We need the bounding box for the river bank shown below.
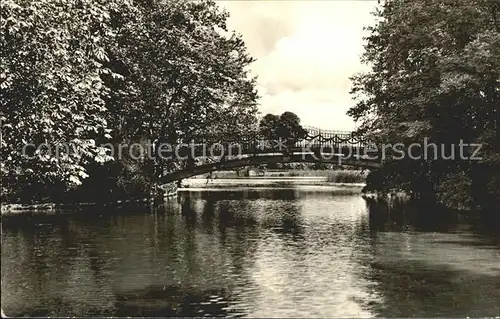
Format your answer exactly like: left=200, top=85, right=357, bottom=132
left=1, top=197, right=154, bottom=217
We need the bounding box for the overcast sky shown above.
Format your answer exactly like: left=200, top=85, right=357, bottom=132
left=218, top=0, right=379, bottom=131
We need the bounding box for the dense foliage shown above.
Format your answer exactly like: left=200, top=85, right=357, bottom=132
left=259, top=112, right=307, bottom=149
left=1, top=0, right=258, bottom=203
left=349, top=0, right=500, bottom=211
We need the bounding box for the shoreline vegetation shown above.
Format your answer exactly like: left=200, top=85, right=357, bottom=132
left=346, top=0, right=500, bottom=214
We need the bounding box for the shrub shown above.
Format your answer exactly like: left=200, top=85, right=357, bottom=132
left=326, top=170, right=367, bottom=183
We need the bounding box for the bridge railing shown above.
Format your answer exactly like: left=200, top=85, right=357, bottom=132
left=164, top=128, right=370, bottom=158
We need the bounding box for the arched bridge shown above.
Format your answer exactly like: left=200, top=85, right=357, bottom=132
left=158, top=126, right=380, bottom=184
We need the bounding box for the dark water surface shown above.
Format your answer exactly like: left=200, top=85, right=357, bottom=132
left=2, top=186, right=500, bottom=317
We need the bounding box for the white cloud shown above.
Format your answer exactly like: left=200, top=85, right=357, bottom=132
left=219, top=0, right=379, bottom=131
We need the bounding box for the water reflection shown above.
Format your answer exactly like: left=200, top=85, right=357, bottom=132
left=2, top=188, right=499, bottom=317
left=363, top=197, right=500, bottom=317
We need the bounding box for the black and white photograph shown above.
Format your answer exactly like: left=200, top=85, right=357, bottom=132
left=1, top=0, right=499, bottom=317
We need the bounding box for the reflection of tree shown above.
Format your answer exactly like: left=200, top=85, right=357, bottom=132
left=364, top=197, right=461, bottom=233
left=364, top=247, right=500, bottom=317
left=177, top=194, right=262, bottom=314
left=2, top=216, right=125, bottom=316
left=180, top=196, right=197, bottom=228
left=3, top=205, right=259, bottom=316
left=361, top=197, right=500, bottom=317
left=166, top=195, right=263, bottom=300
left=201, top=198, right=216, bottom=233
left=192, top=188, right=299, bottom=201
left=217, top=200, right=234, bottom=234
left=270, top=202, right=305, bottom=241
left=213, top=201, right=261, bottom=300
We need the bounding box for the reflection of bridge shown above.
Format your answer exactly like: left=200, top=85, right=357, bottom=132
left=159, top=126, right=380, bottom=184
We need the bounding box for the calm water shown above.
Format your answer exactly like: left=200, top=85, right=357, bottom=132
left=2, top=186, right=500, bottom=317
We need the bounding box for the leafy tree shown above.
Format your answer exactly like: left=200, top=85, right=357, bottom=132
left=0, top=0, right=131, bottom=202
left=259, top=114, right=281, bottom=140
left=1, top=0, right=259, bottom=203
left=104, top=0, right=258, bottom=142
left=259, top=112, right=307, bottom=150
left=278, top=112, right=307, bottom=141
left=349, top=0, right=500, bottom=211
left=101, top=0, right=259, bottom=195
